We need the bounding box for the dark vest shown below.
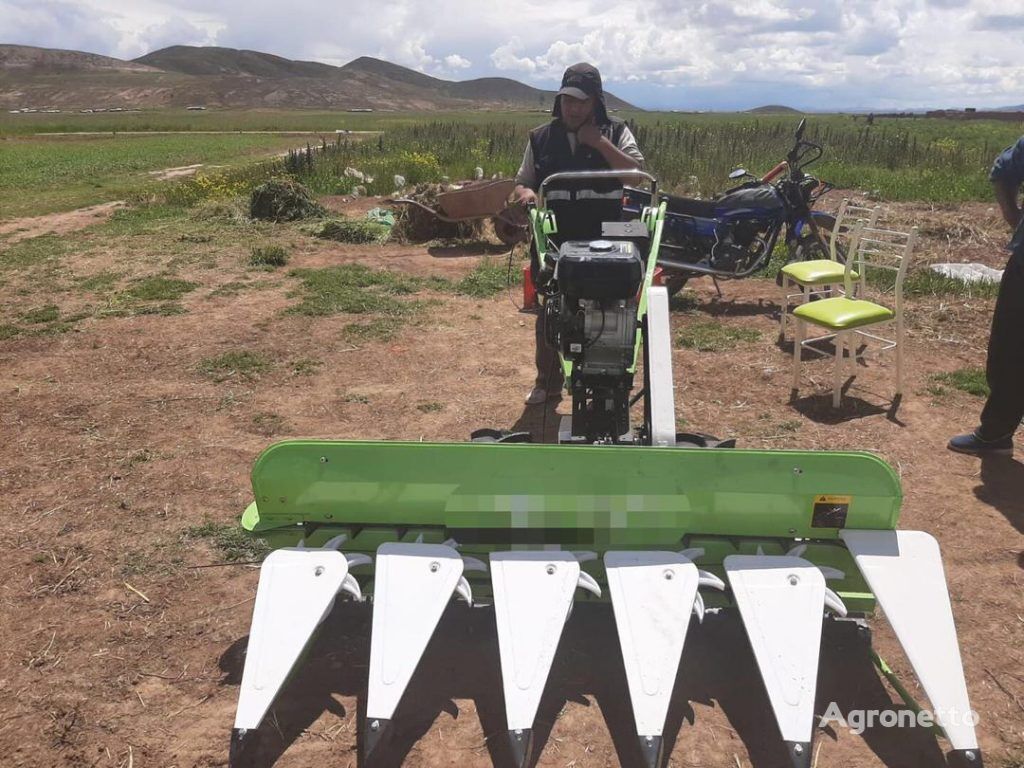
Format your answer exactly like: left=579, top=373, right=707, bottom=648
left=529, top=117, right=627, bottom=191
left=529, top=118, right=627, bottom=242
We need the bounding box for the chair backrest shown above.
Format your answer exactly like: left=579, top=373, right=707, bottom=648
left=831, top=199, right=882, bottom=261
left=843, top=223, right=919, bottom=313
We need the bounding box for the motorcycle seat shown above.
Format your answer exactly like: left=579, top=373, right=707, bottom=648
left=663, top=194, right=717, bottom=219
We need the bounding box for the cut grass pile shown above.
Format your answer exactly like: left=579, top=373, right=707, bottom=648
left=249, top=179, right=324, bottom=222
left=311, top=217, right=391, bottom=244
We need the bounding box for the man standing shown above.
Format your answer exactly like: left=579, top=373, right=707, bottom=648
left=948, top=136, right=1024, bottom=456
left=515, top=63, right=645, bottom=405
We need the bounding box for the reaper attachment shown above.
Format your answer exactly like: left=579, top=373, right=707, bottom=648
left=229, top=441, right=983, bottom=767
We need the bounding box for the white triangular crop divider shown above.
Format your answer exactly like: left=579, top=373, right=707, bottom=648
left=490, top=551, right=591, bottom=732
left=724, top=554, right=827, bottom=750
left=234, top=545, right=356, bottom=732
left=604, top=550, right=704, bottom=742
left=840, top=530, right=980, bottom=752
left=366, top=542, right=467, bottom=722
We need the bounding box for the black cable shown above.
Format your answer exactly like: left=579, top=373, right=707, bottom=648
left=505, top=241, right=522, bottom=311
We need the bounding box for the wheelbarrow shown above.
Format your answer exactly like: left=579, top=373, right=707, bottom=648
left=391, top=178, right=529, bottom=246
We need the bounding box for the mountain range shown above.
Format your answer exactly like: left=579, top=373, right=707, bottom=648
left=0, top=44, right=636, bottom=111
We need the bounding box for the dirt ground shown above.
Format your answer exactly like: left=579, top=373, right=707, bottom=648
left=0, top=192, right=1021, bottom=768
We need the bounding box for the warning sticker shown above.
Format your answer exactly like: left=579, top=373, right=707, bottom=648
left=812, top=495, right=851, bottom=528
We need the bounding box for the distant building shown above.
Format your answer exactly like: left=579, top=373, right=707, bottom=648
left=186, top=105, right=206, bottom=111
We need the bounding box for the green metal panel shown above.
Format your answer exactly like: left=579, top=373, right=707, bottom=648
left=245, top=440, right=899, bottom=538
left=241, top=440, right=898, bottom=613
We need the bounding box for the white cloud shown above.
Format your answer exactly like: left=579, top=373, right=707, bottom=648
left=2, top=0, right=1023, bottom=109
left=443, top=53, right=470, bottom=69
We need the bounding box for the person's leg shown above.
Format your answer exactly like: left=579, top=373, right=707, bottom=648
left=949, top=248, right=1024, bottom=454
left=526, top=307, right=564, bottom=404
left=978, top=250, right=1024, bottom=440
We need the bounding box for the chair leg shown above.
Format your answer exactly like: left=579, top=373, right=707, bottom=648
left=792, top=317, right=804, bottom=394
left=779, top=277, right=788, bottom=340
left=896, top=319, right=904, bottom=397
left=832, top=331, right=844, bottom=408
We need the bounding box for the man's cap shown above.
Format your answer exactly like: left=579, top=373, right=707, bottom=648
left=557, top=63, right=602, bottom=101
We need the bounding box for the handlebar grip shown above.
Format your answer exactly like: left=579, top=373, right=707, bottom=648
left=761, top=161, right=789, bottom=183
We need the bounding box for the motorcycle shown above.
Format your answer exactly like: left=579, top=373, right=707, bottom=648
left=623, top=118, right=836, bottom=295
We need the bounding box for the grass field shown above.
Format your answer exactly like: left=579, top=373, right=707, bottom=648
left=4, top=109, right=1023, bottom=215
left=0, top=132, right=327, bottom=217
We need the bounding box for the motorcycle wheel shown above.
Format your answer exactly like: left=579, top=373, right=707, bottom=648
left=794, top=212, right=839, bottom=262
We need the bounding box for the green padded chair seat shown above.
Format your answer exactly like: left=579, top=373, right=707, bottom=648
left=781, top=259, right=858, bottom=284
left=793, top=296, right=893, bottom=330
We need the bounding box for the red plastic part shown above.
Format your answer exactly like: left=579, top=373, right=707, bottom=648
left=522, top=263, right=537, bottom=309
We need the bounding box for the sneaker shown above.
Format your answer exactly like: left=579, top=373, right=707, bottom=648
left=947, top=431, right=1013, bottom=456
left=525, top=387, right=562, bottom=405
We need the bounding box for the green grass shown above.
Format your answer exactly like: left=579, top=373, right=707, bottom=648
left=902, top=269, right=1001, bottom=299
left=122, top=276, right=198, bottom=302
left=287, top=264, right=423, bottom=316
left=0, top=234, right=71, bottom=271
left=341, top=318, right=406, bottom=342
left=0, top=134, right=322, bottom=217
left=4, top=111, right=1022, bottom=214
left=76, top=271, right=122, bottom=291
left=249, top=244, right=289, bottom=267
left=676, top=320, right=761, bottom=351
left=930, top=367, right=989, bottom=397
left=20, top=304, right=59, bottom=324
left=455, top=257, right=519, bottom=297
left=183, top=521, right=269, bottom=562
left=198, top=350, right=272, bottom=382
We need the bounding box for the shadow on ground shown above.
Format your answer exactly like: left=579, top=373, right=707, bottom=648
left=975, top=455, right=1024, bottom=539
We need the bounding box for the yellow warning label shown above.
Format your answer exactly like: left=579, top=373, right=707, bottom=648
left=814, top=495, right=852, bottom=506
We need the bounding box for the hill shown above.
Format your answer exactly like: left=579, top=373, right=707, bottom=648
left=746, top=104, right=802, bottom=114
left=0, top=44, right=159, bottom=73
left=134, top=45, right=338, bottom=78
left=0, top=44, right=636, bottom=112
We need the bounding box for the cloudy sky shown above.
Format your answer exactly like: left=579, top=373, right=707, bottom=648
left=2, top=0, right=1023, bottom=111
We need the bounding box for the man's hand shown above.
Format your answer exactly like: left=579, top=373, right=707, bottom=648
left=576, top=121, right=604, bottom=149
left=514, top=185, right=537, bottom=206
left=993, top=180, right=1022, bottom=230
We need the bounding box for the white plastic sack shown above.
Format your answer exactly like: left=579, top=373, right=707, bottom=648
left=929, top=263, right=1003, bottom=284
